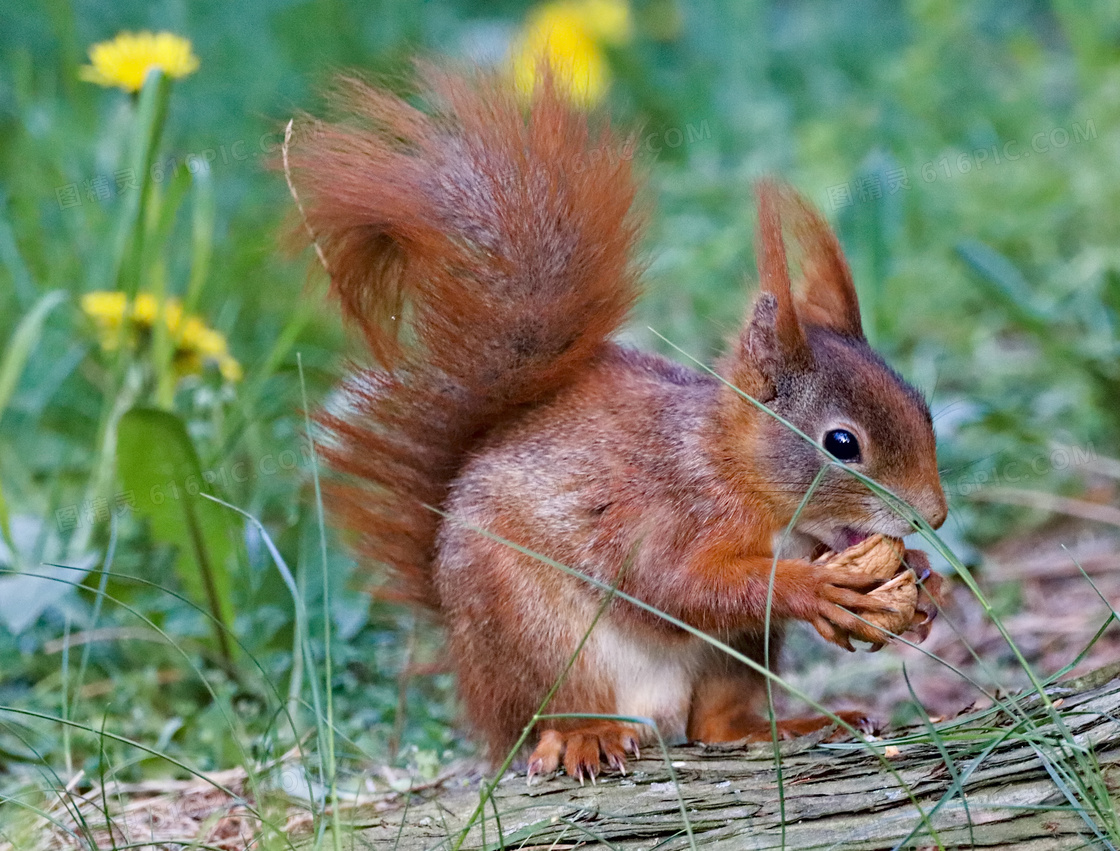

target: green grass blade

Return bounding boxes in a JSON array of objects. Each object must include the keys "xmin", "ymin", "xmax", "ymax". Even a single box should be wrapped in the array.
[
  {"xmin": 0, "ymin": 290, "xmax": 66, "ymax": 423},
  {"xmin": 95, "ymin": 69, "xmax": 172, "ymax": 295},
  {"xmin": 185, "ymin": 167, "xmax": 215, "ymax": 311},
  {"xmin": 0, "ymin": 190, "xmax": 37, "ymax": 310},
  {"xmin": 956, "ymin": 240, "xmax": 1049, "ymax": 331},
  {"xmin": 298, "ymin": 352, "xmax": 343, "ymax": 851}
]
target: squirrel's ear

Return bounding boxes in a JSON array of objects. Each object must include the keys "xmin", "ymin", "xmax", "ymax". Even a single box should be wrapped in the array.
[
  {"xmin": 751, "ymin": 180, "xmax": 814, "ymax": 373},
  {"xmin": 737, "ymin": 293, "xmax": 791, "ymax": 399},
  {"xmin": 776, "ymin": 184, "xmax": 864, "ymax": 339}
]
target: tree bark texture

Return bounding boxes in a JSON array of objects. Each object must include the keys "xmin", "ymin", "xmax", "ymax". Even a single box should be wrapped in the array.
[{"xmin": 335, "ymin": 666, "xmax": 1120, "ymax": 850}]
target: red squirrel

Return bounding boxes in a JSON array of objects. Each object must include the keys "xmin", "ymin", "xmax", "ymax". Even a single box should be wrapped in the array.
[{"xmin": 287, "ymin": 64, "xmax": 948, "ymax": 781}]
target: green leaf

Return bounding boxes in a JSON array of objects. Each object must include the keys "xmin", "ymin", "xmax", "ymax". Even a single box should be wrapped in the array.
[{"xmin": 116, "ymin": 406, "xmax": 237, "ymax": 664}]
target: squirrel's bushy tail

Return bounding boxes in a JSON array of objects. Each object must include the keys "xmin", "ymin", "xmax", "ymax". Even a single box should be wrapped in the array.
[{"xmin": 288, "ymin": 65, "xmax": 643, "ymax": 610}]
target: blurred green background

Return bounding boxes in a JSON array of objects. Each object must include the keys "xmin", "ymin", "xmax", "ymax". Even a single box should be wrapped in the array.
[{"xmin": 1, "ymin": 0, "xmax": 1117, "ymax": 791}]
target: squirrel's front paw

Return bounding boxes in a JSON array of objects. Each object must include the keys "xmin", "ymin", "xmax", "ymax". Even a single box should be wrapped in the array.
[
  {"xmin": 900, "ymin": 548, "xmax": 943, "ymax": 643},
  {"xmin": 810, "ymin": 534, "xmax": 916, "ymax": 651}
]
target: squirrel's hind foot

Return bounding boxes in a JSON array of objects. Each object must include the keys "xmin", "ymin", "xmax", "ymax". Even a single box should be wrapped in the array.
[
  {"xmin": 527, "ymin": 723, "xmax": 641, "ymax": 784},
  {"xmin": 691, "ymin": 707, "xmax": 879, "ymax": 743},
  {"xmin": 769, "ymin": 710, "xmax": 880, "ymax": 741}
]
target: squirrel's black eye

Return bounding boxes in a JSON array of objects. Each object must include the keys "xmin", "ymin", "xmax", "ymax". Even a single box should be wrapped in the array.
[{"xmin": 824, "ymin": 428, "xmax": 861, "ymax": 463}]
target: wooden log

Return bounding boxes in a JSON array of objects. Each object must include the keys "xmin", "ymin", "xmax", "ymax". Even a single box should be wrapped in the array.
[{"xmin": 334, "ymin": 665, "xmax": 1120, "ymax": 850}]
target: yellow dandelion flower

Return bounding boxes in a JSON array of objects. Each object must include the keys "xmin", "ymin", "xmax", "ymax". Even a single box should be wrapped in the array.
[
  {"xmin": 130, "ymin": 292, "xmax": 186, "ymax": 339},
  {"xmin": 80, "ymin": 290, "xmax": 242, "ymax": 383},
  {"xmin": 80, "ymin": 291, "xmax": 128, "ymax": 323},
  {"xmin": 162, "ymin": 300, "xmax": 184, "ymax": 335},
  {"xmin": 573, "ymin": 0, "xmax": 632, "ymax": 43},
  {"xmin": 194, "ymin": 327, "xmax": 229, "ymax": 360},
  {"xmin": 130, "ymin": 292, "xmax": 161, "ymax": 325},
  {"xmin": 80, "ymin": 291, "xmax": 129, "ymax": 350},
  {"xmin": 218, "ymin": 356, "xmax": 243, "ymax": 383},
  {"xmin": 80, "ymin": 31, "xmax": 199, "ymax": 93},
  {"xmin": 177, "ymin": 316, "xmax": 242, "ymax": 382},
  {"xmin": 512, "ymin": 0, "xmax": 632, "ymax": 106},
  {"xmin": 178, "ymin": 316, "xmax": 209, "ymax": 350}
]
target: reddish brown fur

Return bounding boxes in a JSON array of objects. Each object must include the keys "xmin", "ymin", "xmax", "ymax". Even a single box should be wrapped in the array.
[
  {"xmin": 287, "ymin": 65, "xmax": 642, "ymax": 610},
  {"xmin": 291, "ymin": 66, "xmax": 948, "ymax": 778}
]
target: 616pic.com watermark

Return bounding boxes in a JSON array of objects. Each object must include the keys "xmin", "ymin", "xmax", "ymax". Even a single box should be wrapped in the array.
[
  {"xmin": 948, "ymin": 443, "xmax": 1098, "ymax": 499},
  {"xmin": 54, "ymin": 132, "xmax": 284, "ymax": 211},
  {"xmin": 55, "ymin": 444, "xmax": 315, "ymax": 532},
  {"xmin": 824, "ymin": 119, "xmax": 1097, "ymax": 210}
]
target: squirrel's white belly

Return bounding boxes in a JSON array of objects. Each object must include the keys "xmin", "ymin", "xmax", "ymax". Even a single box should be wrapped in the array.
[{"xmin": 589, "ymin": 620, "xmax": 705, "ymax": 743}]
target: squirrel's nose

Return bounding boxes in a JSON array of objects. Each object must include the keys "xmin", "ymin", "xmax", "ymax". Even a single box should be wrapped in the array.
[
  {"xmin": 902, "ymin": 482, "xmax": 947, "ymax": 531},
  {"xmin": 921, "ymin": 486, "xmax": 948, "ymax": 530}
]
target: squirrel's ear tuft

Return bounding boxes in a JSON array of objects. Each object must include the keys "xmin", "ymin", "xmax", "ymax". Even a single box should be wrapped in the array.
[
  {"xmin": 774, "ymin": 185, "xmax": 864, "ymax": 339},
  {"xmin": 753, "ymin": 180, "xmax": 814, "ymax": 372}
]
